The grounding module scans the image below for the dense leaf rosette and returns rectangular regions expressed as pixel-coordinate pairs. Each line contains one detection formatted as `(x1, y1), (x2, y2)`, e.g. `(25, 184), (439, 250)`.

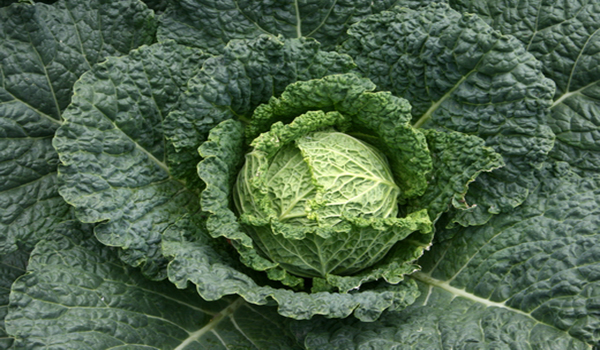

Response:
(53, 28), (502, 319)
(196, 73), (503, 309)
(235, 118), (431, 282)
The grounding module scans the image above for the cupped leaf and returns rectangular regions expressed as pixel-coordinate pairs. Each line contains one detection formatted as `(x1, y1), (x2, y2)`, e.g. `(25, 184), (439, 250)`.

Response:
(297, 162), (600, 349)
(198, 119), (300, 287)
(408, 129), (505, 223)
(158, 0), (400, 54)
(189, 118), (423, 320)
(451, 0), (600, 176)
(246, 73), (432, 199)
(0, 249), (28, 349)
(163, 219), (422, 322)
(53, 41), (209, 279)
(233, 111), (433, 286)
(0, 0), (156, 255)
(164, 35), (355, 187)
(340, 3), (556, 225)
(5, 221), (302, 350)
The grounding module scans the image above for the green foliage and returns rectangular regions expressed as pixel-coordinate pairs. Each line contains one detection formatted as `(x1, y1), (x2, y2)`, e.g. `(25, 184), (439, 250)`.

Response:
(1, 0), (599, 349)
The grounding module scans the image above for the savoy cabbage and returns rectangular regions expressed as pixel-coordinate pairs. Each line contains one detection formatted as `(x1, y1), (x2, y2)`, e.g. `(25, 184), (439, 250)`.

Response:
(1, 0), (599, 349)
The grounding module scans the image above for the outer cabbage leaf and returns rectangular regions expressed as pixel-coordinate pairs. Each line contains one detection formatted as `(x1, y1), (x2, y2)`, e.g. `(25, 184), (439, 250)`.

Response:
(53, 42), (209, 279)
(296, 162), (600, 349)
(157, 0), (399, 54)
(164, 35), (355, 188)
(408, 129), (504, 223)
(162, 211), (422, 322)
(339, 3), (556, 226)
(450, 0), (600, 176)
(0, 249), (28, 349)
(0, 0), (156, 256)
(5, 221), (302, 350)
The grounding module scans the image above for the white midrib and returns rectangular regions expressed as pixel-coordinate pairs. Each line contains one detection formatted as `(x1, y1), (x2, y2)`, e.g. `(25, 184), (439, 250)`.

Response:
(411, 271), (532, 318)
(173, 298), (246, 350)
(551, 80), (599, 109)
(412, 272), (594, 348)
(294, 0), (302, 38)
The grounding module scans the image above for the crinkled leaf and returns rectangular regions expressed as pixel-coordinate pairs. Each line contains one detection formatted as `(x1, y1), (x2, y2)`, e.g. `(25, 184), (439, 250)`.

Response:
(451, 0), (600, 176)
(53, 41), (209, 279)
(164, 35), (355, 187)
(246, 73), (432, 199)
(158, 0), (400, 54)
(340, 3), (556, 225)
(0, 0), (156, 255)
(163, 220), (421, 322)
(5, 221), (302, 350)
(0, 249), (28, 350)
(297, 162), (600, 349)
(408, 129), (505, 222)
(195, 118), (422, 311)
(197, 119), (296, 285)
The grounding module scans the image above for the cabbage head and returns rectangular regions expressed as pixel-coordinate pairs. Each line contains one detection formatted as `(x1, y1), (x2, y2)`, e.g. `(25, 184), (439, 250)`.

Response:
(235, 128), (408, 278)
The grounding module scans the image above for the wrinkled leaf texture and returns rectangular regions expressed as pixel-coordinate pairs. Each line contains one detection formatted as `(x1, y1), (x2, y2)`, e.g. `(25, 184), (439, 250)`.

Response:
(5, 221), (303, 349)
(53, 41), (210, 279)
(0, 0), (156, 255)
(296, 163), (600, 349)
(339, 3), (556, 226)
(158, 0), (400, 54)
(450, 0), (600, 177)
(2, 1), (600, 349)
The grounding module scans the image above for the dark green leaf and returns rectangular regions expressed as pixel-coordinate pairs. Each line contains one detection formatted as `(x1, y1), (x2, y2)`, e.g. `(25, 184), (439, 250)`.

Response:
(450, 0), (600, 176)
(409, 129), (504, 222)
(53, 41), (209, 279)
(0, 249), (28, 350)
(158, 0), (399, 54)
(5, 221), (302, 349)
(340, 3), (556, 225)
(0, 0), (156, 255)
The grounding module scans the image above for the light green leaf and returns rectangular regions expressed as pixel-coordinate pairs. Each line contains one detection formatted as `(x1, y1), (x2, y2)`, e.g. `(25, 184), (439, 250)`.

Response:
(340, 3), (556, 225)
(299, 162), (600, 349)
(157, 0), (399, 54)
(5, 221), (303, 350)
(246, 73), (432, 200)
(53, 41), (209, 279)
(0, 0), (156, 255)
(0, 249), (28, 350)
(451, 0), (600, 176)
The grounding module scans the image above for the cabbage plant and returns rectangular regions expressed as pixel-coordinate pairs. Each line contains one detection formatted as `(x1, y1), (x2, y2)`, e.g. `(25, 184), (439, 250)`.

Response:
(1, 0), (599, 349)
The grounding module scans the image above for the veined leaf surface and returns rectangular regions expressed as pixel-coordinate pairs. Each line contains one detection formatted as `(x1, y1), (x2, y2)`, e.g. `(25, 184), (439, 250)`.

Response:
(451, 0), (600, 176)
(5, 222), (302, 350)
(53, 41), (209, 279)
(0, 0), (156, 255)
(158, 0), (400, 53)
(0, 249), (28, 349)
(298, 162), (600, 349)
